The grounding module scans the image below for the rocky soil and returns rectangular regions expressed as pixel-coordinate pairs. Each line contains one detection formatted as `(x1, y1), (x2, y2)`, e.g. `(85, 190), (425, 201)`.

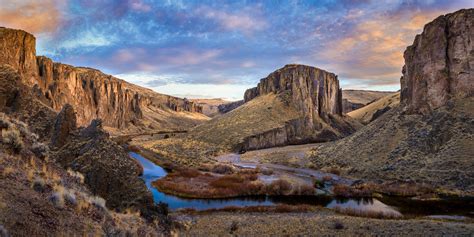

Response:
(174, 210), (474, 236)
(0, 113), (168, 236)
(0, 62), (170, 235)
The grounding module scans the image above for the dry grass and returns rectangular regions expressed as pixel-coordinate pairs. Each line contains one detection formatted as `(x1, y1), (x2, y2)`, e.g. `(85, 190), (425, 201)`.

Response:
(333, 206), (402, 219)
(67, 169), (85, 184)
(179, 204), (317, 214)
(1, 126), (23, 152)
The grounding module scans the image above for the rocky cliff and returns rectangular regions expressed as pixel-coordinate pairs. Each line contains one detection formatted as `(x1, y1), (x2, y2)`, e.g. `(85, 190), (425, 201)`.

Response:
(401, 9), (473, 114)
(239, 64), (356, 150)
(0, 27), (207, 134)
(311, 9), (474, 193)
(244, 64), (343, 118)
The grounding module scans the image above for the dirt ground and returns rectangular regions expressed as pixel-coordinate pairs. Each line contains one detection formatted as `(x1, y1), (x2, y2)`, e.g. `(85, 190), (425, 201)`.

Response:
(173, 210), (474, 236)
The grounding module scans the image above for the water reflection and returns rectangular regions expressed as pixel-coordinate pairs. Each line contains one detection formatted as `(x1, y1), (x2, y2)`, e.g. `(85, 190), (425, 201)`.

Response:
(129, 152), (472, 219)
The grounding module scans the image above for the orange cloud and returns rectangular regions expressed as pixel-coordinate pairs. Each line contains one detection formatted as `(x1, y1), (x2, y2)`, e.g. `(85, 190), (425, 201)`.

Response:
(319, 10), (443, 82)
(0, 0), (64, 34)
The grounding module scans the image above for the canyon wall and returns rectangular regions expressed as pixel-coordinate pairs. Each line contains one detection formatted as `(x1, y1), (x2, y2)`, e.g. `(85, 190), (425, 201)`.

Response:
(0, 27), (204, 131)
(238, 64), (357, 151)
(244, 64), (343, 129)
(401, 9), (473, 114)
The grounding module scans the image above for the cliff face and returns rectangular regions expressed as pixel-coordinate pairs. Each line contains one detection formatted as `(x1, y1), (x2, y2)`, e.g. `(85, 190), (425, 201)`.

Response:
(0, 27), (38, 84)
(242, 64), (349, 148)
(401, 9), (474, 114)
(183, 65), (359, 152)
(311, 9), (474, 193)
(0, 27), (206, 133)
(244, 64), (342, 120)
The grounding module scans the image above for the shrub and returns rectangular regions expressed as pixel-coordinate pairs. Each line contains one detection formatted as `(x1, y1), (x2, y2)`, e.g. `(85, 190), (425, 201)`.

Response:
(314, 179), (325, 189)
(67, 169), (85, 183)
(333, 206), (402, 219)
(64, 190), (77, 206)
(2, 167), (14, 176)
(173, 169), (200, 178)
(267, 179), (292, 195)
(31, 142), (49, 159)
(89, 196), (106, 210)
(261, 169), (273, 175)
(50, 192), (65, 208)
(211, 164), (234, 174)
(296, 184), (315, 195)
(332, 184), (351, 197)
(2, 127), (23, 152)
(328, 167), (341, 175)
(322, 175), (333, 182)
(332, 220), (344, 230)
(229, 221), (238, 234)
(32, 177), (46, 192)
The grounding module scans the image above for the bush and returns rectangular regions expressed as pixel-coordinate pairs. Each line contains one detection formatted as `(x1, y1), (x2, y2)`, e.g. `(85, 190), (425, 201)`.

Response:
(50, 192), (65, 208)
(89, 196), (106, 210)
(2, 127), (23, 152)
(32, 177), (46, 192)
(31, 142), (49, 158)
(332, 220), (344, 230)
(267, 179), (292, 195)
(314, 179), (325, 189)
(211, 164), (234, 174)
(328, 167), (341, 175)
(172, 169), (201, 178)
(67, 169), (85, 183)
(64, 190), (77, 206)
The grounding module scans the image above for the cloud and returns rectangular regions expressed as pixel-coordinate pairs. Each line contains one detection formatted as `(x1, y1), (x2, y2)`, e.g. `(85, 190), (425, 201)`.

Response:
(0, 0), (65, 34)
(195, 7), (267, 34)
(317, 10), (443, 83)
(129, 0), (151, 12)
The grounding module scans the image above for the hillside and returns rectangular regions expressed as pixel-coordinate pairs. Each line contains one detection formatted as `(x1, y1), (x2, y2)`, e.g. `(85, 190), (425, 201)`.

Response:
(342, 90), (395, 113)
(144, 64), (361, 165)
(310, 9), (474, 193)
(1, 27), (209, 135)
(348, 92), (400, 124)
(0, 64), (169, 235)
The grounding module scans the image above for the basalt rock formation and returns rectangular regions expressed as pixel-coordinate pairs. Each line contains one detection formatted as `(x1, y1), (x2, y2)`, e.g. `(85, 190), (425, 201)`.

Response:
(154, 64), (360, 162)
(0, 27), (207, 134)
(240, 64), (357, 150)
(311, 9), (474, 193)
(401, 9), (474, 114)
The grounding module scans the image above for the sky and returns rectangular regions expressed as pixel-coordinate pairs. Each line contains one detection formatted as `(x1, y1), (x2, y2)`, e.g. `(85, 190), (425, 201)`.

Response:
(1, 0), (472, 100)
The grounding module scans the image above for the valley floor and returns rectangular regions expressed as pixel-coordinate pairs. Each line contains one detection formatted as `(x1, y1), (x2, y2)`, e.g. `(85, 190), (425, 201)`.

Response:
(173, 210), (474, 236)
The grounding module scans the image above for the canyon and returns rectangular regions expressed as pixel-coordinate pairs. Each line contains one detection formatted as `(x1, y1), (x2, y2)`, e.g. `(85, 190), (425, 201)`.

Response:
(0, 27), (208, 135)
(0, 7), (473, 237)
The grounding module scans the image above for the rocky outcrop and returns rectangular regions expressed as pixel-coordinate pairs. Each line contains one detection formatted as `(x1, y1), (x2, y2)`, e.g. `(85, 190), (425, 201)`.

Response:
(51, 115), (165, 218)
(50, 104), (76, 148)
(401, 9), (474, 114)
(218, 100), (244, 114)
(36, 56), (203, 129)
(342, 99), (365, 113)
(244, 64), (343, 119)
(238, 64), (356, 150)
(0, 27), (206, 133)
(0, 27), (38, 84)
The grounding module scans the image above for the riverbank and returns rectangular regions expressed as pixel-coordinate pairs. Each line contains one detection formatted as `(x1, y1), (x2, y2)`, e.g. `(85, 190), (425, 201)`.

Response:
(172, 210), (474, 236)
